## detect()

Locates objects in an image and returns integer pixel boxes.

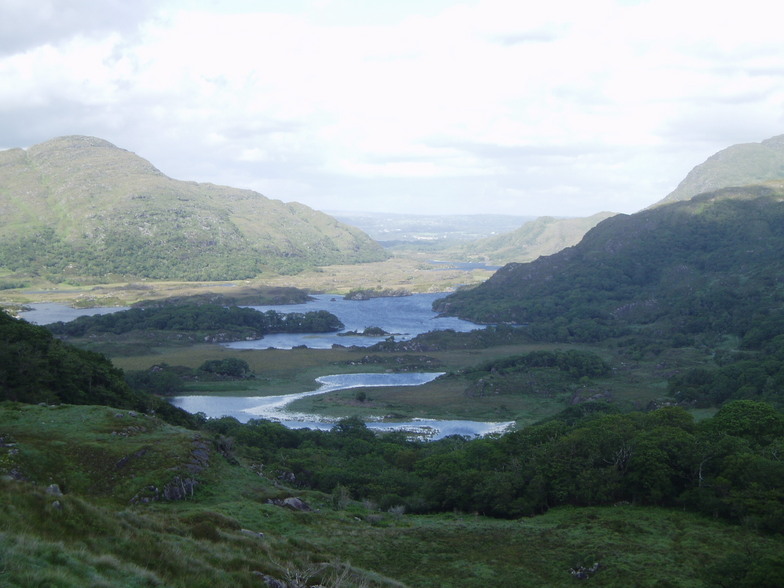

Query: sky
[1,0,783,217]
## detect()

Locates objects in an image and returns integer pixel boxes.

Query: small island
[46,304,344,344]
[343,288,412,301]
[337,326,391,337]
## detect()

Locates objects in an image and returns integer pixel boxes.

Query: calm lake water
[171,372,514,440]
[19,303,130,325]
[20,295,510,438]
[226,292,479,349]
[19,293,479,350]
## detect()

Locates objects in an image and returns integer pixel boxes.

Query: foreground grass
[2,468,781,587]
[2,402,782,587]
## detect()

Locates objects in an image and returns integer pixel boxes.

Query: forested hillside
[0,310,195,427]
[435,183,784,345]
[0,136,385,282]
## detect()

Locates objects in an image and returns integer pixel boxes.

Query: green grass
[0,403,202,504]
[285,379,561,424]
[5,477,778,587]
[2,401,783,587]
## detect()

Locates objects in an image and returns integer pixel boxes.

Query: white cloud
[1,0,783,217]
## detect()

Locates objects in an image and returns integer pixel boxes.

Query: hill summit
[0,136,385,282]
[655,134,784,206]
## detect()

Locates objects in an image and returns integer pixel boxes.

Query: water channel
[19,294,514,439]
[171,372,514,440]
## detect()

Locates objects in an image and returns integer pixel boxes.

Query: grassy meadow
[0,253,494,308]
[92,338,707,430]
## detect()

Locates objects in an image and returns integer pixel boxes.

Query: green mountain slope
[0,136,386,281]
[0,309,196,427]
[656,134,784,206]
[434,183,784,343]
[453,211,617,265]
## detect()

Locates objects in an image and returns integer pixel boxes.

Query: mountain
[448,133,784,265]
[0,136,385,282]
[452,211,616,265]
[434,182,784,344]
[330,211,534,244]
[655,134,784,206]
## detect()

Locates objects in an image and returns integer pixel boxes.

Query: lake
[171,372,514,440]
[20,294,510,438]
[19,302,130,325]
[225,292,480,349]
[18,293,479,350]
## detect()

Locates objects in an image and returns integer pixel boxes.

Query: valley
[3,134,784,586]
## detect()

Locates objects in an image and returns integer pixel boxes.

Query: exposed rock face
[266,497,312,511]
[130,477,198,504]
[163,476,198,501]
[129,436,212,504]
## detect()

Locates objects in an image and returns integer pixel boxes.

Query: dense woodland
[435,188,784,346]
[202,401,784,532]
[0,310,197,428]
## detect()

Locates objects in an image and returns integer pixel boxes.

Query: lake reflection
[171,372,514,440]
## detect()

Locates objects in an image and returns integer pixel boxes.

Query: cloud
[1,0,783,217]
[0,0,158,56]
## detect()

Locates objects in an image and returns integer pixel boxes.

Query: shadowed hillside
[435,183,784,344]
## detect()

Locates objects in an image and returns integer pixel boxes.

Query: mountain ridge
[0,136,386,282]
[655,133,784,206]
[452,211,617,265]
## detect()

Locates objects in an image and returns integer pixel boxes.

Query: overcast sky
[2,0,783,217]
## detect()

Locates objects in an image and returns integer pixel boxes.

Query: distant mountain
[655,134,784,206]
[434,182,784,343]
[452,211,617,265]
[0,136,385,282]
[330,211,533,245]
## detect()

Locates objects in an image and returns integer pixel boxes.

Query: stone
[45,483,63,496]
[266,496,312,511]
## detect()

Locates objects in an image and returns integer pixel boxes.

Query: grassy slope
[657,134,784,206]
[0,136,386,281]
[452,211,617,265]
[2,402,781,587]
